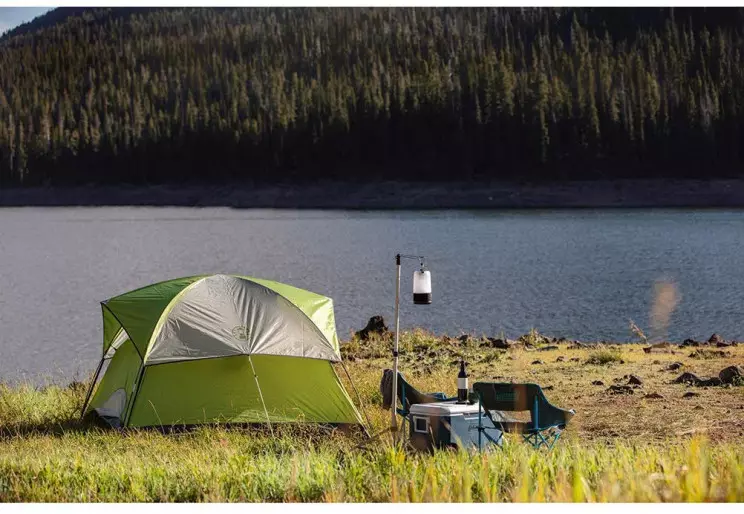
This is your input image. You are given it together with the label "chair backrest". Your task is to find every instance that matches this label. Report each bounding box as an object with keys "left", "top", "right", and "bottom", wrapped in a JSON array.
[
  {"left": 380, "top": 369, "right": 445, "bottom": 410},
  {"left": 473, "top": 382, "right": 574, "bottom": 430},
  {"left": 473, "top": 382, "right": 541, "bottom": 411}
]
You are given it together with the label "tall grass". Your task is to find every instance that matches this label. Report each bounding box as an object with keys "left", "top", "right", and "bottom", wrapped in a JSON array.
[
  {"left": 1, "top": 332, "right": 743, "bottom": 502},
  {"left": 0, "top": 426, "right": 742, "bottom": 502}
]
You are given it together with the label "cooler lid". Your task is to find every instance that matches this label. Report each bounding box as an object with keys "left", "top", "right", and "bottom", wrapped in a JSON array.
[{"left": 409, "top": 401, "right": 484, "bottom": 416}]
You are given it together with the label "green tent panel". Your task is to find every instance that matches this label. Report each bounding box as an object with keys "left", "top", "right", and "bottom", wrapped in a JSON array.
[
  {"left": 83, "top": 274, "right": 364, "bottom": 430},
  {"left": 88, "top": 338, "right": 140, "bottom": 423},
  {"left": 127, "top": 355, "right": 360, "bottom": 427},
  {"left": 103, "top": 275, "right": 204, "bottom": 358}
]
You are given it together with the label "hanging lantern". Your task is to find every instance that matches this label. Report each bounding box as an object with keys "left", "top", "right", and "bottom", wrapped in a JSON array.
[{"left": 412, "top": 268, "right": 432, "bottom": 305}]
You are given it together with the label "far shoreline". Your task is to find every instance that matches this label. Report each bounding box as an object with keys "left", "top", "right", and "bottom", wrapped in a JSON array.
[{"left": 3, "top": 179, "right": 744, "bottom": 209}]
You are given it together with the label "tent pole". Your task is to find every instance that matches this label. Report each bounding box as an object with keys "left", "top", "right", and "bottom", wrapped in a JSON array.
[
  {"left": 339, "top": 360, "right": 372, "bottom": 438},
  {"left": 391, "top": 254, "right": 401, "bottom": 444},
  {"left": 249, "top": 356, "right": 274, "bottom": 437},
  {"left": 80, "top": 357, "right": 105, "bottom": 420},
  {"left": 122, "top": 363, "right": 146, "bottom": 428}
]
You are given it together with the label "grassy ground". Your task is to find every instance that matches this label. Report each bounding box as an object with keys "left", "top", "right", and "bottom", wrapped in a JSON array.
[{"left": 1, "top": 330, "right": 743, "bottom": 502}]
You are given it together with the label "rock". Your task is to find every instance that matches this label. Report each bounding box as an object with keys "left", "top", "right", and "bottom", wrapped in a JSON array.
[
  {"left": 674, "top": 372, "right": 703, "bottom": 385},
  {"left": 699, "top": 377, "right": 723, "bottom": 387},
  {"left": 689, "top": 349, "right": 732, "bottom": 359},
  {"left": 556, "top": 356, "right": 565, "bottom": 362},
  {"left": 694, "top": 405, "right": 704, "bottom": 410},
  {"left": 518, "top": 333, "right": 552, "bottom": 347},
  {"left": 485, "top": 337, "right": 510, "bottom": 349},
  {"left": 708, "top": 333, "right": 725, "bottom": 345},
  {"left": 543, "top": 385, "right": 554, "bottom": 390},
  {"left": 643, "top": 342, "right": 674, "bottom": 354},
  {"left": 355, "top": 316, "right": 388, "bottom": 340},
  {"left": 627, "top": 375, "right": 643, "bottom": 385},
  {"left": 681, "top": 338, "right": 703, "bottom": 347},
  {"left": 538, "top": 345, "right": 560, "bottom": 351},
  {"left": 458, "top": 334, "right": 471, "bottom": 344},
  {"left": 570, "top": 357, "right": 581, "bottom": 362},
  {"left": 531, "top": 360, "right": 544, "bottom": 365},
  {"left": 643, "top": 392, "right": 665, "bottom": 399},
  {"left": 652, "top": 360, "right": 661, "bottom": 364},
  {"left": 666, "top": 362, "right": 684, "bottom": 371},
  {"left": 607, "top": 385, "right": 634, "bottom": 395},
  {"left": 683, "top": 391, "right": 700, "bottom": 398},
  {"left": 719, "top": 365, "right": 744, "bottom": 385},
  {"left": 592, "top": 380, "right": 605, "bottom": 386}
]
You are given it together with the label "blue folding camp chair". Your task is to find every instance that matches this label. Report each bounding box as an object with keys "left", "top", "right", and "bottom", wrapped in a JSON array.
[
  {"left": 473, "top": 382, "right": 575, "bottom": 450},
  {"left": 380, "top": 369, "right": 456, "bottom": 430}
]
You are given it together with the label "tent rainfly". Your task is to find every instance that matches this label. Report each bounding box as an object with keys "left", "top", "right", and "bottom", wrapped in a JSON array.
[{"left": 81, "top": 274, "right": 365, "bottom": 429}]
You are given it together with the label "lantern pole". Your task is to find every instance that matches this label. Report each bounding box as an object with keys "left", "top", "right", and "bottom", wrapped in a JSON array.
[
  {"left": 390, "top": 253, "right": 429, "bottom": 445},
  {"left": 391, "top": 254, "right": 401, "bottom": 442}
]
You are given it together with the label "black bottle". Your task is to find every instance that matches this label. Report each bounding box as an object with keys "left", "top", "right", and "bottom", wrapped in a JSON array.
[{"left": 457, "top": 360, "right": 468, "bottom": 403}]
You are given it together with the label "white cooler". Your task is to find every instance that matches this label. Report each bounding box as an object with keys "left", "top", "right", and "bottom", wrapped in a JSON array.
[{"left": 408, "top": 401, "right": 502, "bottom": 451}]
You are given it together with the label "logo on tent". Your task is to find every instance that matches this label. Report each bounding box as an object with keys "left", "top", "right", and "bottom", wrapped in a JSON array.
[{"left": 231, "top": 325, "right": 250, "bottom": 341}]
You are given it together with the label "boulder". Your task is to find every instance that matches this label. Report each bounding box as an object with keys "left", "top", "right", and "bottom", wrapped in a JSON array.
[
  {"left": 627, "top": 374, "right": 643, "bottom": 386},
  {"left": 556, "top": 356, "right": 565, "bottom": 362},
  {"left": 689, "top": 349, "right": 731, "bottom": 359},
  {"left": 674, "top": 372, "right": 702, "bottom": 385},
  {"left": 643, "top": 342, "right": 674, "bottom": 354},
  {"left": 485, "top": 337, "right": 510, "bottom": 350},
  {"left": 717, "top": 340, "right": 737, "bottom": 348},
  {"left": 531, "top": 360, "right": 544, "bottom": 365},
  {"left": 681, "top": 338, "right": 703, "bottom": 347},
  {"left": 719, "top": 365, "right": 744, "bottom": 385},
  {"left": 569, "top": 357, "right": 581, "bottom": 362},
  {"left": 355, "top": 316, "right": 389, "bottom": 340},
  {"left": 607, "top": 385, "right": 634, "bottom": 395},
  {"left": 683, "top": 391, "right": 700, "bottom": 398},
  {"left": 699, "top": 377, "right": 723, "bottom": 387},
  {"left": 708, "top": 333, "right": 725, "bottom": 345},
  {"left": 666, "top": 362, "right": 684, "bottom": 371},
  {"left": 538, "top": 345, "right": 560, "bottom": 351},
  {"left": 643, "top": 392, "right": 665, "bottom": 399},
  {"left": 592, "top": 380, "right": 605, "bottom": 386}
]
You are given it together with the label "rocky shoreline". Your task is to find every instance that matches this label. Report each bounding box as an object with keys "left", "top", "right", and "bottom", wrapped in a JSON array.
[
  {"left": 351, "top": 316, "right": 744, "bottom": 394},
  {"left": 4, "top": 179, "right": 744, "bottom": 208}
]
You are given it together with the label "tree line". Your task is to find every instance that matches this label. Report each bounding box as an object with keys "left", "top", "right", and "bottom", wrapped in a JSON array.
[{"left": 2, "top": 7, "right": 744, "bottom": 186}]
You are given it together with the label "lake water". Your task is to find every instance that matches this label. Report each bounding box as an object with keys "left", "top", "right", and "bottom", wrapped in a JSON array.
[{"left": 1, "top": 207, "right": 743, "bottom": 381}]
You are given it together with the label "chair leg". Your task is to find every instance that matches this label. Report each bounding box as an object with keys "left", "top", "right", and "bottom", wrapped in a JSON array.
[{"left": 548, "top": 430, "right": 561, "bottom": 450}]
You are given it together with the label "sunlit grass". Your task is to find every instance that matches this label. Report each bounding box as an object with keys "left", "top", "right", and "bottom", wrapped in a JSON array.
[{"left": 1, "top": 330, "right": 743, "bottom": 502}]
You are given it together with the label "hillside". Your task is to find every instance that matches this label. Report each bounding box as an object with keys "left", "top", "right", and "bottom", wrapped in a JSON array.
[{"left": 2, "top": 7, "right": 744, "bottom": 186}]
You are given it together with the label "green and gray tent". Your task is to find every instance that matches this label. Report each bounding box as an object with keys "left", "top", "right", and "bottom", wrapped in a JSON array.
[{"left": 82, "top": 274, "right": 365, "bottom": 429}]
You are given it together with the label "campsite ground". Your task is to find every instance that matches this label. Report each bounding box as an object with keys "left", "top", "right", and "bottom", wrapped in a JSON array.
[{"left": 0, "top": 331, "right": 743, "bottom": 501}]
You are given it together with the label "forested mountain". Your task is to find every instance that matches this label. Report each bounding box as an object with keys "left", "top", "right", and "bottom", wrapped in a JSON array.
[{"left": 2, "top": 7, "right": 744, "bottom": 186}]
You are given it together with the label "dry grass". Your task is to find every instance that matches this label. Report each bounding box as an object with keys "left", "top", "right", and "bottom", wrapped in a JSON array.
[
  {"left": 0, "top": 330, "right": 742, "bottom": 501},
  {"left": 341, "top": 330, "right": 744, "bottom": 443}
]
